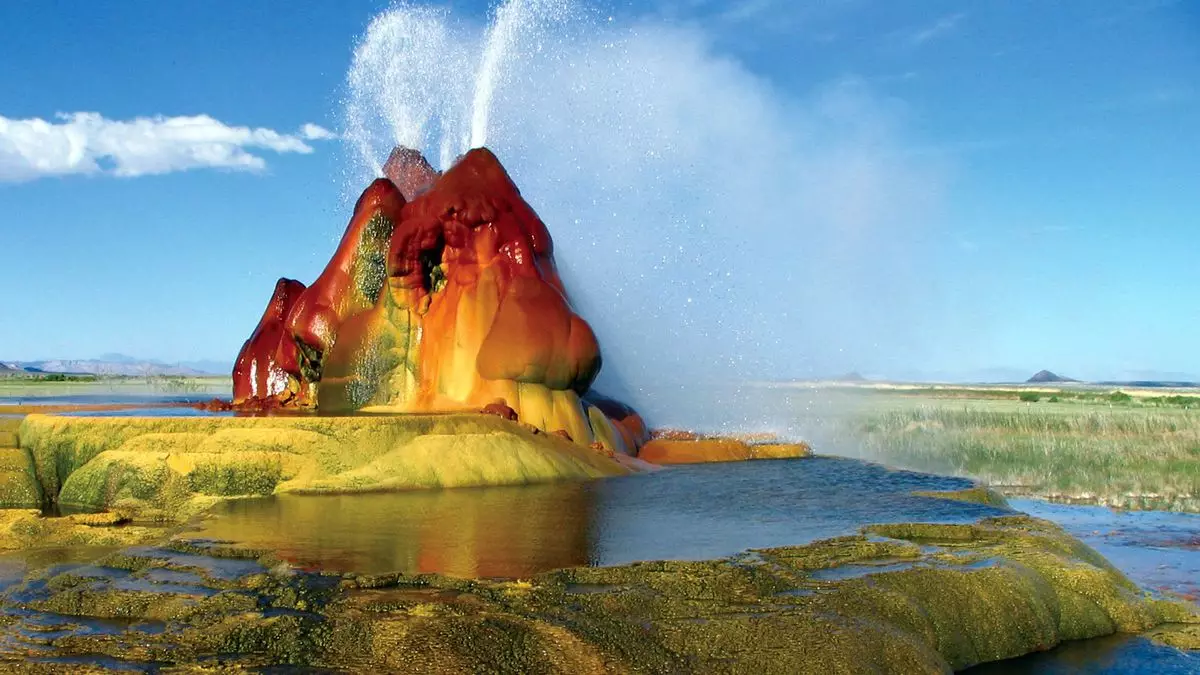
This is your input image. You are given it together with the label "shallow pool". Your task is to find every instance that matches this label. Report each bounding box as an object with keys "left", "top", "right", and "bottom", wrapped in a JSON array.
[{"left": 188, "top": 456, "right": 1008, "bottom": 578}]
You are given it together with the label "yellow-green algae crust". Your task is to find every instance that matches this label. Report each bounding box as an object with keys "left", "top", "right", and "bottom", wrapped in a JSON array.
[
  {"left": 0, "top": 509, "right": 165, "bottom": 550},
  {"left": 0, "top": 417, "right": 21, "bottom": 448},
  {"left": 912, "top": 485, "right": 1011, "bottom": 508},
  {"left": 17, "top": 413, "right": 628, "bottom": 518},
  {"left": 0, "top": 448, "right": 41, "bottom": 510},
  {"left": 0, "top": 515, "right": 1192, "bottom": 673},
  {"left": 1148, "top": 622, "right": 1200, "bottom": 650},
  {"left": 0, "top": 419, "right": 41, "bottom": 509}
]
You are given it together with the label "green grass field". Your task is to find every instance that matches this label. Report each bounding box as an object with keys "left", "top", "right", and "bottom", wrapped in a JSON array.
[
  {"left": 0, "top": 375, "right": 230, "bottom": 399},
  {"left": 840, "top": 390, "right": 1200, "bottom": 511}
]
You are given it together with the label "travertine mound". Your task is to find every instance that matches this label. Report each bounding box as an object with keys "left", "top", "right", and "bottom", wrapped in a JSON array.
[
  {"left": 233, "top": 148, "right": 647, "bottom": 456},
  {"left": 0, "top": 511, "right": 1191, "bottom": 673},
  {"left": 17, "top": 414, "right": 629, "bottom": 519}
]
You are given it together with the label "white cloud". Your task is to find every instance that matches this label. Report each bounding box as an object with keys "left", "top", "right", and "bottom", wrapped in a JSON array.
[
  {"left": 0, "top": 112, "right": 335, "bottom": 182},
  {"left": 300, "top": 122, "right": 338, "bottom": 140}
]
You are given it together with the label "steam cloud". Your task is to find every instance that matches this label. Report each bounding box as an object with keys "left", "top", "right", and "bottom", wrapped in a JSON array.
[{"left": 345, "top": 3, "right": 946, "bottom": 429}]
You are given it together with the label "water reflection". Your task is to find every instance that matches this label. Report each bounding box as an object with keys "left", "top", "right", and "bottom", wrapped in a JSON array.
[
  {"left": 965, "top": 633, "right": 1200, "bottom": 674},
  {"left": 195, "top": 483, "right": 595, "bottom": 578},
  {"left": 190, "top": 457, "right": 1010, "bottom": 578}
]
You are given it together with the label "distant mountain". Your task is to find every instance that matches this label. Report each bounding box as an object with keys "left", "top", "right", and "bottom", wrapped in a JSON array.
[
  {"left": 95, "top": 354, "right": 231, "bottom": 375},
  {"left": 178, "top": 359, "right": 232, "bottom": 376},
  {"left": 4, "top": 356, "right": 227, "bottom": 377},
  {"left": 94, "top": 353, "right": 144, "bottom": 365},
  {"left": 0, "top": 362, "right": 45, "bottom": 376},
  {"left": 882, "top": 367, "right": 1033, "bottom": 384},
  {"left": 835, "top": 371, "right": 868, "bottom": 382},
  {"left": 1027, "top": 370, "right": 1078, "bottom": 384},
  {"left": 1095, "top": 380, "right": 1199, "bottom": 389},
  {"left": 1106, "top": 370, "right": 1200, "bottom": 384}
]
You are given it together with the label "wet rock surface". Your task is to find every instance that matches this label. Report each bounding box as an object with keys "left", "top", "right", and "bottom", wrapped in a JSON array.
[
  {"left": 15, "top": 413, "right": 628, "bottom": 518},
  {"left": 638, "top": 438, "right": 812, "bottom": 464},
  {"left": 2, "top": 398, "right": 1195, "bottom": 672},
  {"left": 1013, "top": 499, "right": 1200, "bottom": 604},
  {"left": 0, "top": 512, "right": 1191, "bottom": 673},
  {"left": 0, "top": 457, "right": 1190, "bottom": 672},
  {"left": 0, "top": 419, "right": 35, "bottom": 510}
]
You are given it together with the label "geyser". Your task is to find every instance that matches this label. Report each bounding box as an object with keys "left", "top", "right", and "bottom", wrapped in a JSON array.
[
  {"left": 233, "top": 145, "right": 648, "bottom": 456},
  {"left": 340, "top": 0, "right": 942, "bottom": 438},
  {"left": 344, "top": 0, "right": 572, "bottom": 172}
]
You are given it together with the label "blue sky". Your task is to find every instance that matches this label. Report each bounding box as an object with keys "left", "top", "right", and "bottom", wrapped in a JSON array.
[{"left": 1, "top": 0, "right": 1197, "bottom": 383}]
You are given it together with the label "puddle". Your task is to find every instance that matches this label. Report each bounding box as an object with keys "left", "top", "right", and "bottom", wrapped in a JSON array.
[
  {"left": 108, "top": 577, "right": 219, "bottom": 598},
  {"left": 119, "top": 547, "right": 264, "bottom": 582},
  {"left": 141, "top": 568, "right": 207, "bottom": 586},
  {"left": 809, "top": 560, "right": 921, "bottom": 582},
  {"left": 806, "top": 556, "right": 999, "bottom": 582},
  {"left": 54, "top": 565, "right": 133, "bottom": 581}
]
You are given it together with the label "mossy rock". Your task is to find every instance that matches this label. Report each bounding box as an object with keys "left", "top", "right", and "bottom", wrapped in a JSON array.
[
  {"left": 0, "top": 416, "right": 21, "bottom": 439},
  {"left": 537, "top": 516, "right": 1187, "bottom": 673},
  {"left": 0, "top": 509, "right": 165, "bottom": 550},
  {"left": 639, "top": 438, "right": 811, "bottom": 464},
  {"left": 1149, "top": 622, "right": 1200, "bottom": 650},
  {"left": 750, "top": 442, "right": 813, "bottom": 460},
  {"left": 19, "top": 413, "right": 628, "bottom": 517},
  {"left": 0, "top": 515, "right": 1191, "bottom": 673},
  {"left": 0, "top": 447, "right": 42, "bottom": 508},
  {"left": 912, "top": 486, "right": 1010, "bottom": 508}
]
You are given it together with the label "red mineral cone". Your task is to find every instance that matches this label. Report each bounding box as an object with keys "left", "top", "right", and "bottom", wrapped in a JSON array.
[
  {"left": 231, "top": 146, "right": 646, "bottom": 454},
  {"left": 232, "top": 278, "right": 307, "bottom": 405},
  {"left": 283, "top": 177, "right": 406, "bottom": 403},
  {"left": 382, "top": 146, "right": 439, "bottom": 200}
]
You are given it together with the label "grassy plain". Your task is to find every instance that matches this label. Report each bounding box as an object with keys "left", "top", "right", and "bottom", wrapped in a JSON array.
[
  {"left": 837, "top": 387, "right": 1200, "bottom": 511},
  {"left": 0, "top": 375, "right": 229, "bottom": 399}
]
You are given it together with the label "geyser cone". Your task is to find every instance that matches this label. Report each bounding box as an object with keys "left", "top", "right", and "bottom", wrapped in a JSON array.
[
  {"left": 382, "top": 146, "right": 440, "bottom": 200},
  {"left": 233, "top": 147, "right": 645, "bottom": 454},
  {"left": 287, "top": 178, "right": 406, "bottom": 404},
  {"left": 232, "top": 278, "right": 307, "bottom": 406}
]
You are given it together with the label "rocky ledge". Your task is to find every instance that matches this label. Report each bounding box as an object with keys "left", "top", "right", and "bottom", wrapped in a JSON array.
[
  {"left": 0, "top": 506, "right": 1192, "bottom": 673},
  {"left": 5, "top": 414, "right": 631, "bottom": 520}
]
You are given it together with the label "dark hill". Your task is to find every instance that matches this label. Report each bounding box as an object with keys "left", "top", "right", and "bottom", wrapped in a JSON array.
[{"left": 1027, "top": 370, "right": 1077, "bottom": 384}]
